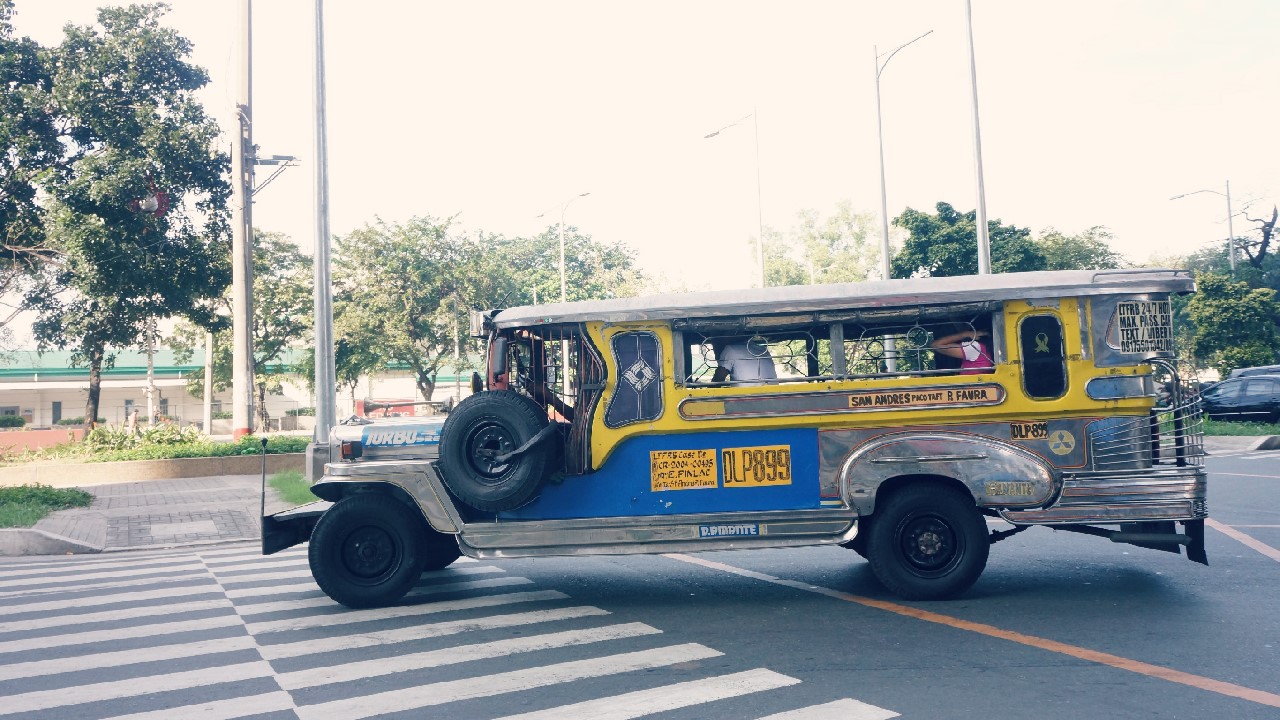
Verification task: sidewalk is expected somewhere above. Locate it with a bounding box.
[0,474,294,557]
[2,435,1278,557]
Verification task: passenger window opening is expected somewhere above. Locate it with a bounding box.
[1019,314,1068,399]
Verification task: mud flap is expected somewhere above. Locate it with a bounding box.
[262,501,331,555]
[1184,518,1208,565]
[1116,521,1184,555]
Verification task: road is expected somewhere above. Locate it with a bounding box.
[1,450,1277,719]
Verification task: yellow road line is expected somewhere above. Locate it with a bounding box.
[1207,518,1280,563]
[664,553,1280,710]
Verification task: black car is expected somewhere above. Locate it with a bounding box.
[1200,373,1280,423]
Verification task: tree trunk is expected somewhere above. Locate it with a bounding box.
[84,342,105,429]
[416,372,436,403]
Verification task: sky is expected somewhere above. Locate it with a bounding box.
[10,0,1280,296]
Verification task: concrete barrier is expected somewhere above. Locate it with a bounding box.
[0,453,306,488]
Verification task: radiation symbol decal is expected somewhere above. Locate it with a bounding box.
[1048,429,1076,456]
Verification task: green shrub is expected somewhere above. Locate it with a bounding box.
[55,417,104,425]
[0,416,26,428]
[0,484,94,528]
[211,411,233,419]
[285,407,316,417]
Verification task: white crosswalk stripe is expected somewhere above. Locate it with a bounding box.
[0,547,902,720]
[757,698,902,720]
[492,668,801,719]
[292,643,725,720]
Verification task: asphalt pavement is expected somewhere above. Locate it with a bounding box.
[2,435,1277,558]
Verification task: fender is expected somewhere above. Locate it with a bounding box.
[839,431,1059,516]
[312,460,463,535]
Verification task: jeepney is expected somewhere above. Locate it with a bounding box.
[265,269,1207,607]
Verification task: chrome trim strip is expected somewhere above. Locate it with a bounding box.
[870,453,988,463]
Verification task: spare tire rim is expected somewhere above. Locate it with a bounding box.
[465,420,517,481]
[897,512,962,577]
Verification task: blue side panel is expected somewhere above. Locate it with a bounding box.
[498,428,820,521]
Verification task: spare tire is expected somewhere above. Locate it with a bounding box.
[438,390,553,511]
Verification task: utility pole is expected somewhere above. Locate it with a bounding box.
[203,331,214,435]
[307,0,337,479]
[230,0,256,438]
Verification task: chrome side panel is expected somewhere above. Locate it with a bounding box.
[837,432,1058,515]
[1000,466,1207,524]
[316,460,461,534]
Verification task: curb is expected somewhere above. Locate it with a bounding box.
[0,527,102,556]
[0,453,305,488]
[1247,435,1280,451]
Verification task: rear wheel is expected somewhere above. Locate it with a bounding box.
[309,494,428,608]
[866,483,989,600]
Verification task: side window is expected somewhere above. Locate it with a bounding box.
[1202,381,1239,401]
[1243,379,1278,399]
[1019,314,1067,399]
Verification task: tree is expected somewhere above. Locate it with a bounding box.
[1035,226,1128,270]
[333,216,646,403]
[890,202,1045,278]
[1239,204,1277,270]
[0,0,60,329]
[766,202,879,287]
[170,231,312,431]
[29,4,230,426]
[1184,273,1280,377]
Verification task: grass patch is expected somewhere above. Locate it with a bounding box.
[269,470,318,505]
[0,484,94,528]
[1204,418,1280,436]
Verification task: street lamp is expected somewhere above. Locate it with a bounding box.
[874,29,933,282]
[704,110,766,289]
[1171,181,1236,276]
[536,192,592,304]
[874,30,931,374]
[964,0,992,275]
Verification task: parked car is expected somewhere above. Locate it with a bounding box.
[1228,364,1280,378]
[1200,373,1280,423]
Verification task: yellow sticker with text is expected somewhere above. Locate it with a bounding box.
[650,449,718,491]
[722,445,793,487]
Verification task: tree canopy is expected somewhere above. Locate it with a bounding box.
[890,202,1045,278]
[332,216,645,402]
[765,202,880,286]
[26,4,230,425]
[1184,273,1280,377]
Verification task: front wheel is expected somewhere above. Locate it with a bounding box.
[865,483,989,600]
[309,494,429,608]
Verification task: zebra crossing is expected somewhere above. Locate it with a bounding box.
[0,543,901,719]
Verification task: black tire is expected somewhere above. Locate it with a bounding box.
[438,390,552,511]
[865,483,989,600]
[309,494,429,609]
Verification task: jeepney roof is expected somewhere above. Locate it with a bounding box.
[490,269,1195,329]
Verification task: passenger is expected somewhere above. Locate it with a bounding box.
[711,337,778,385]
[931,329,993,375]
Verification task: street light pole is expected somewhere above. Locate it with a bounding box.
[705,112,766,288]
[1171,181,1236,276]
[230,0,256,438]
[538,192,590,401]
[874,30,933,282]
[964,0,992,275]
[311,0,337,448]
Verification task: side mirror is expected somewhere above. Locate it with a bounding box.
[491,337,509,376]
